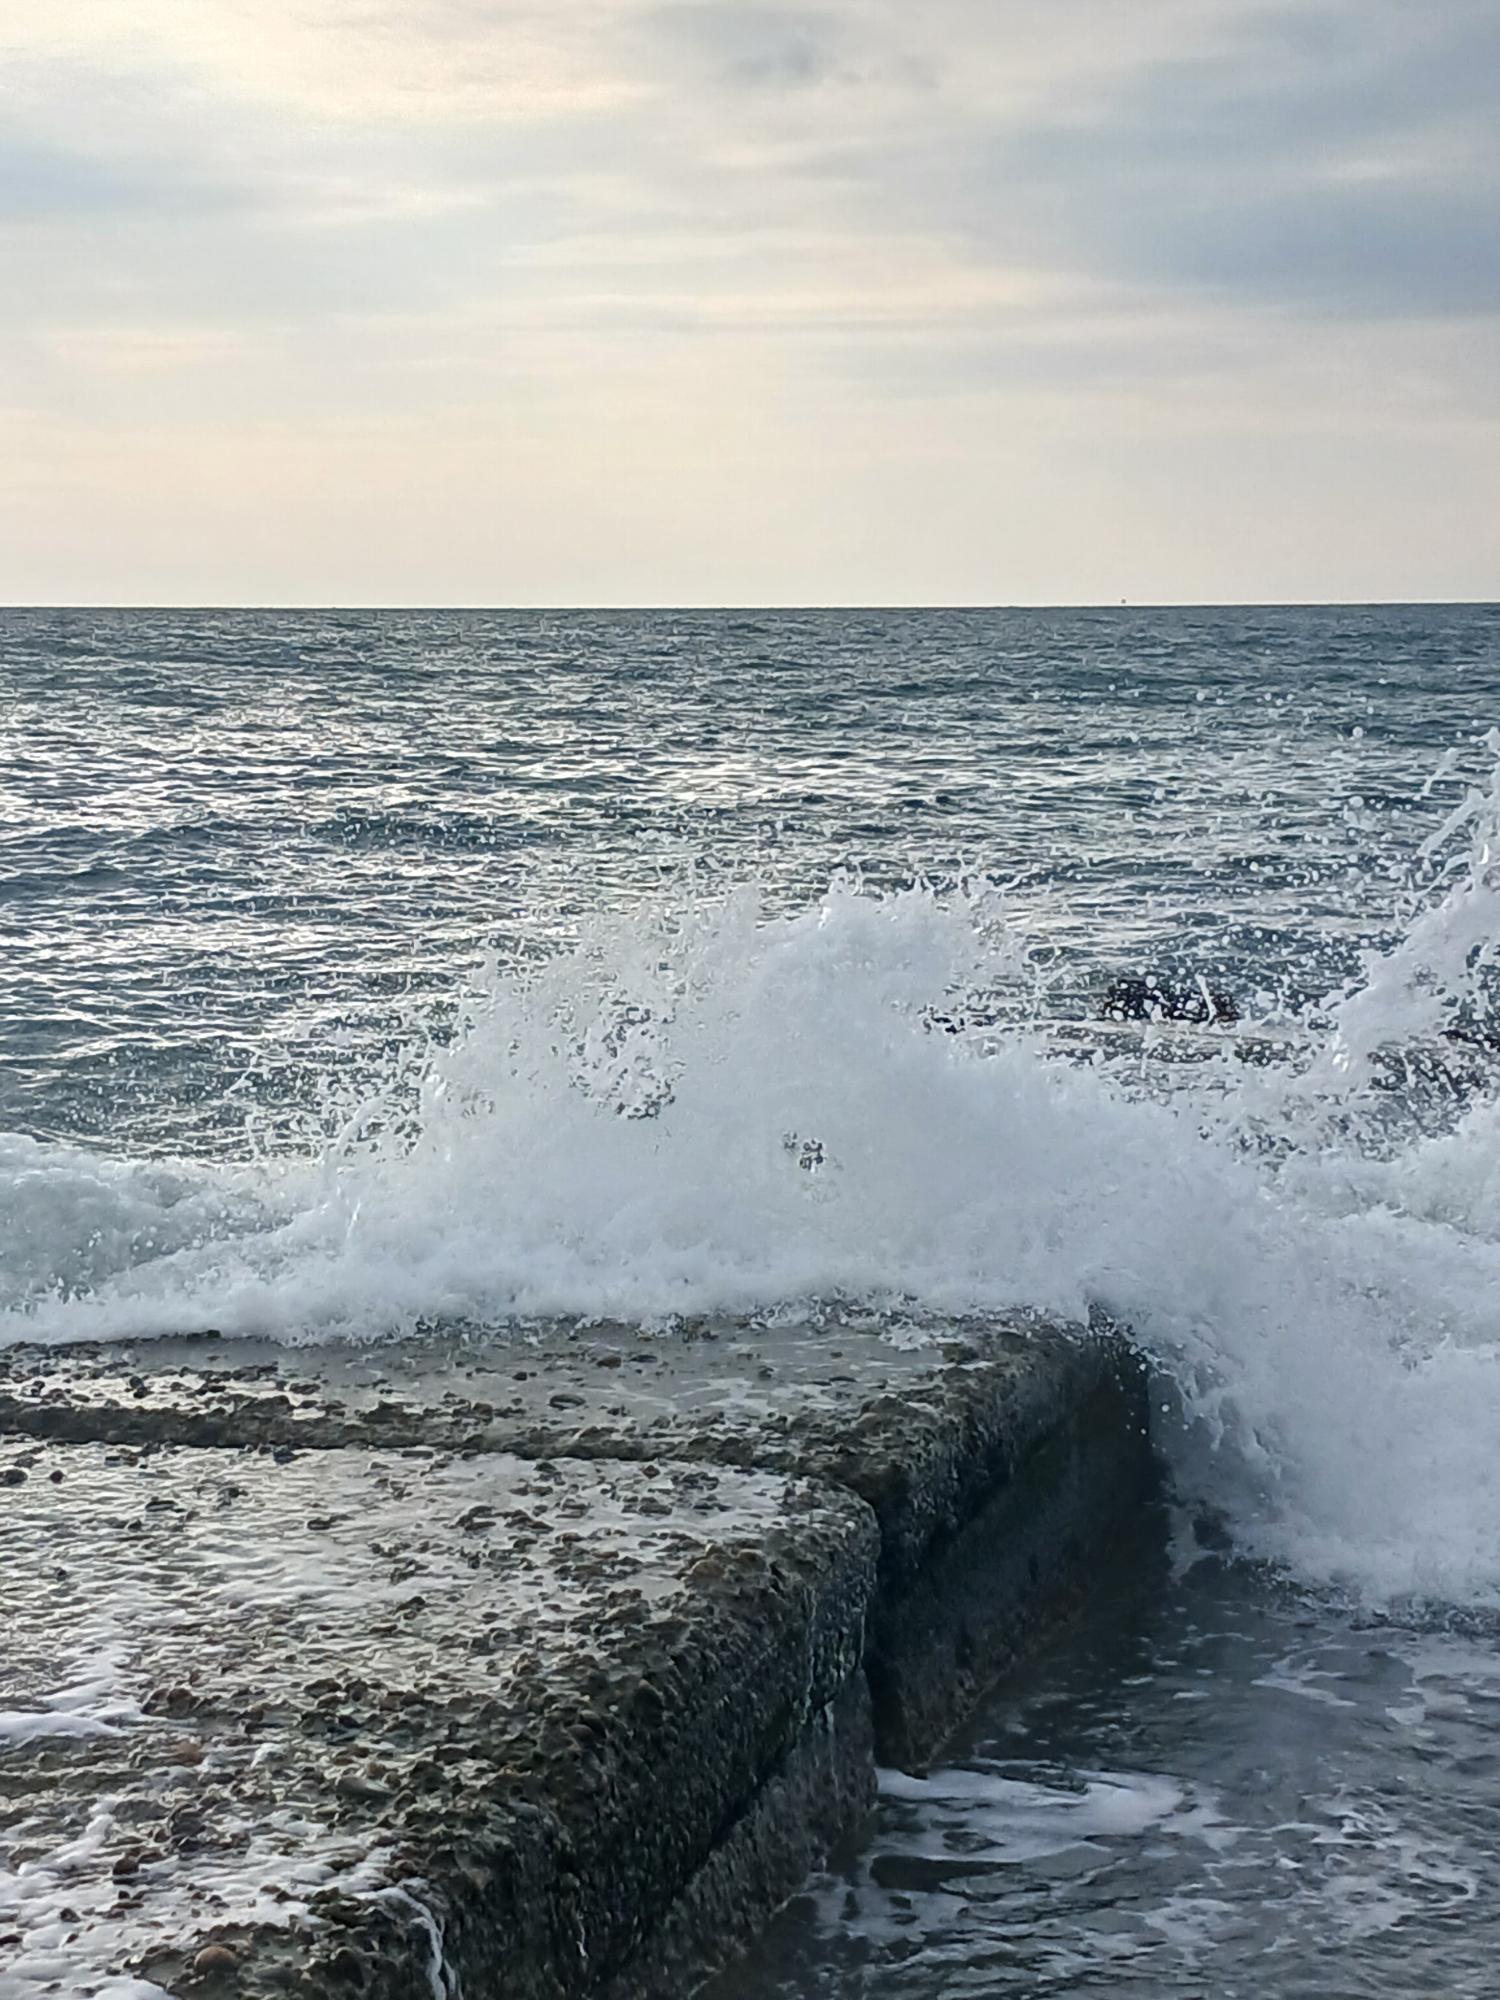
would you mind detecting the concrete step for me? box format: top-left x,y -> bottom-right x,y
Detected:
0,1317 -> 1154,1998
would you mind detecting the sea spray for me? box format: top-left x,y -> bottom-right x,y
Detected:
4,770 -> 1500,1609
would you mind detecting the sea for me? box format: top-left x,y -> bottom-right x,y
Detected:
3,603 -> 1499,1996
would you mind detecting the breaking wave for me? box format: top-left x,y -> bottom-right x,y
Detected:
4,757 -> 1500,1612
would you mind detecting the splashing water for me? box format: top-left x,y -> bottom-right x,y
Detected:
5,598 -> 1500,1624
4,751 -> 1500,1616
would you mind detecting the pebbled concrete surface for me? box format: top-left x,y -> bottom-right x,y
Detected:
0,1438 -> 876,1999
0,1315 -> 1153,1996
0,1315 -> 1088,1465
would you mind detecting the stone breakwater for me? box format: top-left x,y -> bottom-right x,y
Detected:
0,1315 -> 1153,1999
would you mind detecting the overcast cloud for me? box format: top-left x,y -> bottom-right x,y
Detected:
1,0 -> 1496,603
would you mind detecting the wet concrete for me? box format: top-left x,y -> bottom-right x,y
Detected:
1,1439 -> 875,1999
0,1317 -> 1153,1996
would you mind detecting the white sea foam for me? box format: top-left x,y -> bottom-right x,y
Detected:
876,1764 -> 1215,1864
3,772 -> 1499,1613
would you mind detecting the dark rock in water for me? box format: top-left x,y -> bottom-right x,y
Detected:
1104,975 -> 1238,1026
1442,1021 -> 1500,1057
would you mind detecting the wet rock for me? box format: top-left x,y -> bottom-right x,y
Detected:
192,1942 -> 239,1974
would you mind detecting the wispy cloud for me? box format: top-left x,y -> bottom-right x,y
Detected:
0,0 -> 1495,602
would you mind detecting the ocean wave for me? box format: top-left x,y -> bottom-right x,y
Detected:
3,765 -> 1500,1614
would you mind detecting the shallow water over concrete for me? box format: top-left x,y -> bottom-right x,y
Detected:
710,1538 -> 1500,2000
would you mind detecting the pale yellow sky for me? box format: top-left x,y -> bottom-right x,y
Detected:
2,0 -> 1497,604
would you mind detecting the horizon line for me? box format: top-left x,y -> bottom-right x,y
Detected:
2,597 -> 1497,616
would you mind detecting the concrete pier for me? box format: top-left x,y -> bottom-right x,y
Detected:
0,1315 -> 1153,1997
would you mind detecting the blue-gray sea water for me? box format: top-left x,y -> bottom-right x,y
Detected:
4,604 -> 1500,1995
4,603 -> 1496,1157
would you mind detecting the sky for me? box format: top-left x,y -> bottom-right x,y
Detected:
1,0 -> 1497,606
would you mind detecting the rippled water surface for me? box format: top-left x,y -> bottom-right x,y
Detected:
5,603 -> 1497,1150
710,1538 -> 1500,2000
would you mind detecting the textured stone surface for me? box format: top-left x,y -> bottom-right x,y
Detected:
0,1438 -> 876,1998
0,1315 -> 1152,1753
0,1314 -> 1106,1480
0,1315 -> 1154,1997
